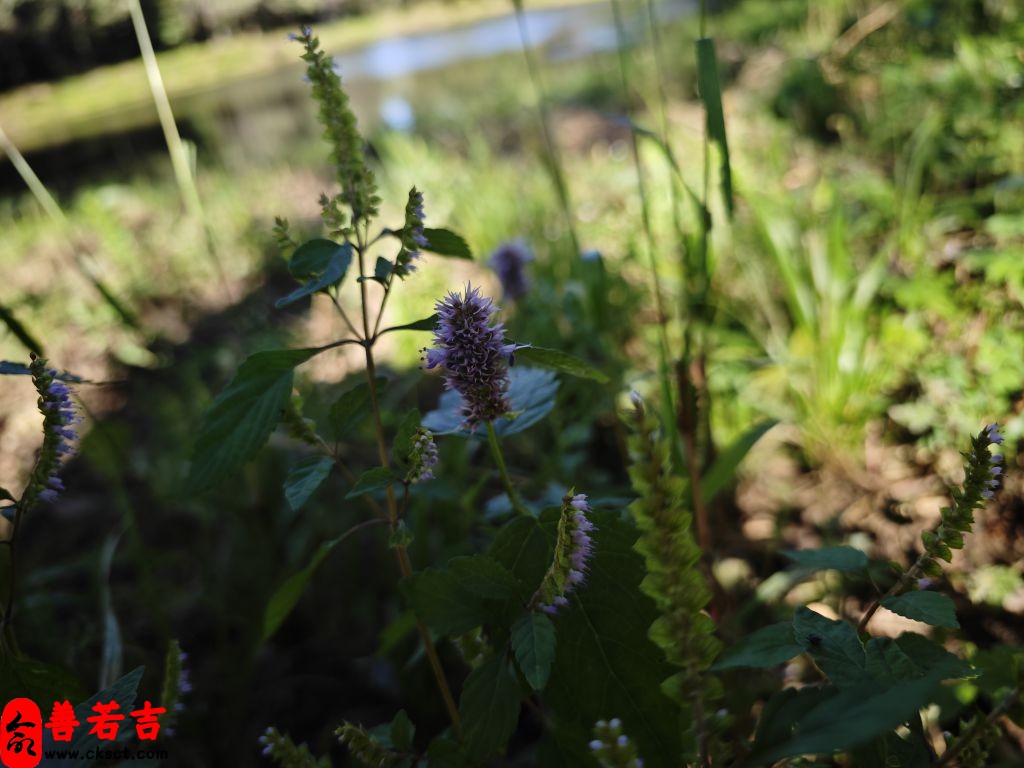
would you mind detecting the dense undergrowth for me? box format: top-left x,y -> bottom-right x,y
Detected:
0,0 -> 1023,765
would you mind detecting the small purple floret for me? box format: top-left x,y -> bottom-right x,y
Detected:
489,239 -> 534,300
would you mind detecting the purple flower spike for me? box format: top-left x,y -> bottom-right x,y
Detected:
424,284 -> 517,428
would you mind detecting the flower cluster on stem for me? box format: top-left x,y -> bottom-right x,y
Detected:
424,284 -> 516,429
405,428 -> 439,483
395,187 -> 428,278
532,491 -> 596,613
22,357 -> 78,512
489,239 -> 534,300
590,718 -> 644,768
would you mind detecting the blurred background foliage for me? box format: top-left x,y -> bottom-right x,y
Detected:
1,0 -> 1023,763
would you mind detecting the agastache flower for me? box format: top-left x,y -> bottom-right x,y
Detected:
488,239 -> 534,300
424,284 -> 518,429
406,428 -> 439,483
23,357 -> 79,510
533,491 -> 597,614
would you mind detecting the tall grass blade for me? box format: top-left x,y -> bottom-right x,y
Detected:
696,38 -> 734,217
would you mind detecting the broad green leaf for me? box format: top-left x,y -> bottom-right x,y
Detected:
696,37 -> 734,216
512,612 -> 557,690
374,256 -> 393,281
41,666 -> 144,767
490,515 -> 553,596
263,533 -> 348,639
792,606 -> 866,688
701,420 -> 777,504
750,686 -> 838,757
783,546 -> 869,573
881,591 -> 959,629
328,377 -> 386,440
345,466 -> 398,499
425,736 -> 468,767
0,653 -> 85,703
380,314 -> 438,335
459,654 -> 522,760
289,238 -> 346,279
188,348 -> 318,492
543,510 -> 683,768
851,732 -> 932,768
390,710 -> 415,752
277,242 -> 353,308
283,455 -> 334,511
513,346 -> 609,383
401,555 -> 518,636
422,227 -> 472,259
423,367 -> 558,438
866,634 -> 973,682
740,676 -> 945,767
712,621 -> 803,670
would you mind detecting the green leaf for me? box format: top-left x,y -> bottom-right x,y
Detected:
881,591 -> 959,628
513,346 -> 609,383
740,676 -> 945,767
783,546 -> 869,573
188,348 -> 319,492
422,227 -> 472,259
277,242 -> 353,308
712,621 -> 803,670
696,37 -> 734,216
328,378 -> 386,440
750,686 -> 838,758
401,555 -> 519,636
283,455 -> 334,511
289,238 -> 346,279
389,710 -> 415,752
459,654 -> 522,760
866,634 -> 974,682
423,367 -> 558,438
374,256 -> 393,281
380,314 -> 438,335
701,420 -> 776,504
263,533 -> 348,639
0,653 -> 85,703
490,515 -> 553,596
41,666 -> 144,766
512,613 -> 557,690
543,510 -> 683,768
345,466 -> 398,499
792,606 -> 867,688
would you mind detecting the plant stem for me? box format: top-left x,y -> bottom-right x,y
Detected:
486,422 -> 530,516
355,226 -> 463,739
858,554 -> 926,633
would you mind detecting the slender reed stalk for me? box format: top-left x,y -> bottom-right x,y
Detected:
486,423 -> 530,516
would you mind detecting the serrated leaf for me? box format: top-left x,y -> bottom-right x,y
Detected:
0,654 -> 85,703
696,37 -> 733,216
866,634 -> 974,682
188,348 -> 319,492
881,591 -> 959,628
422,227 -> 472,259
289,238 -> 346,279
283,455 -> 334,511
277,242 -> 352,307
459,654 -> 521,760
793,606 -> 867,688
513,346 -> 609,383
512,613 -> 557,690
380,314 -> 439,335
783,546 -> 869,573
328,377 -> 386,440
41,667 -> 144,767
740,676 -> 945,767
750,686 -> 839,756
345,466 -> 398,499
401,555 -> 518,636
423,367 -> 558,438
701,420 -> 776,504
712,621 -> 803,670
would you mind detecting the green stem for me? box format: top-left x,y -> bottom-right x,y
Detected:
486,422 -> 530,516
